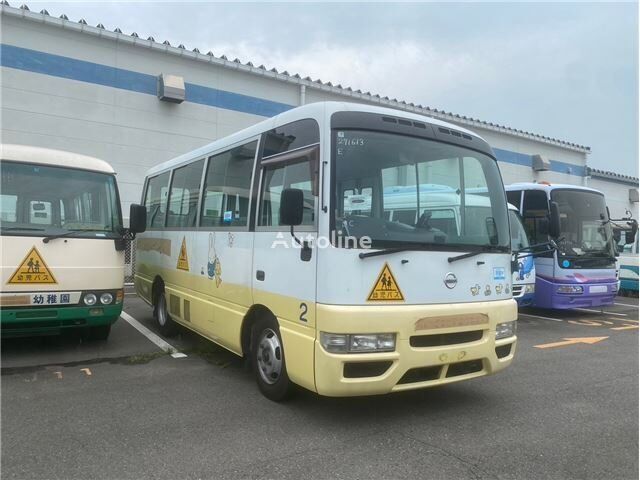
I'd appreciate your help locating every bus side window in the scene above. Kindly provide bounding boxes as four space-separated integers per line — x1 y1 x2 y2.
506 190 522 210
200 140 257 228
258 148 318 228
166 160 204 228
144 172 171 228
522 190 549 244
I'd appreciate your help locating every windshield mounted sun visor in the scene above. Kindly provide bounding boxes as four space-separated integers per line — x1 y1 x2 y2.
330 111 495 159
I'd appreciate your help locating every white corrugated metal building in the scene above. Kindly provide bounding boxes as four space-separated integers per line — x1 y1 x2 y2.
1 3 638 222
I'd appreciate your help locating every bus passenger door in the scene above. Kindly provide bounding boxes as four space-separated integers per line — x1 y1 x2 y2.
252 145 319 391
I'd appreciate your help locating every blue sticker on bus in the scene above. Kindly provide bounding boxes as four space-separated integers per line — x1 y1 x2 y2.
493 267 506 281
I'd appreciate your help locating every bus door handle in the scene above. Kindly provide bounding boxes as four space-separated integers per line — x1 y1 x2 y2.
256 270 265 281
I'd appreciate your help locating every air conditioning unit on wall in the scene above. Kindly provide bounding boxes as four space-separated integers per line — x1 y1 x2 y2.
157 74 185 103
532 154 550 171
629 188 639 203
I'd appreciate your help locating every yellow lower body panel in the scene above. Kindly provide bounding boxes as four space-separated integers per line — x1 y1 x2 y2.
314 299 517 397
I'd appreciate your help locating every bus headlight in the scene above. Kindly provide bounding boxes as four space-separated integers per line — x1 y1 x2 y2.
524 284 535 294
496 321 517 340
557 285 583 294
83 293 97 306
100 292 114 305
320 332 396 353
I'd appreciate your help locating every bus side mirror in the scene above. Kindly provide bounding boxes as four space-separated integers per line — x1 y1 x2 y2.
626 221 638 245
548 201 561 238
129 204 147 235
613 229 622 244
280 188 304 226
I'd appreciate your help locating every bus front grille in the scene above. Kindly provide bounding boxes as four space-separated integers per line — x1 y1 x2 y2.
410 330 483 348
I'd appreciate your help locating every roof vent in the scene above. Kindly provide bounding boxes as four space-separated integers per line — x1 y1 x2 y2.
40 9 49 15
630 188 639 203
131 32 139 38
157 74 185 104
96 23 105 29
163 40 171 46
178 44 186 49
532 154 551 172
192 47 200 53
19 3 28 10
78 18 87 25
113 27 122 33
1 1 10 6
147 36 155 41
59 13 68 19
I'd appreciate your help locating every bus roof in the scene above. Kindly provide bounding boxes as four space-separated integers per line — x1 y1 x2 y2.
0 144 115 174
145 102 489 177
505 182 604 196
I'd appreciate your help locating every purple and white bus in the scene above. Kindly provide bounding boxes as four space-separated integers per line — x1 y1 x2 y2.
505 183 618 309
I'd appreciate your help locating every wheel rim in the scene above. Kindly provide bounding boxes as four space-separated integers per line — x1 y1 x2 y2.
256 328 283 385
157 294 168 327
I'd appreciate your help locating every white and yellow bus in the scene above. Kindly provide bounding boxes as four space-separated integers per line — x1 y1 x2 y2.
0 145 146 339
135 102 517 400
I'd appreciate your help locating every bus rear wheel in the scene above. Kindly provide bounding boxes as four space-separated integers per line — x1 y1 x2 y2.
251 315 293 402
154 291 178 337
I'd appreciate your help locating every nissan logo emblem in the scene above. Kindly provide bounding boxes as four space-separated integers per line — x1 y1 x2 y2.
444 272 458 289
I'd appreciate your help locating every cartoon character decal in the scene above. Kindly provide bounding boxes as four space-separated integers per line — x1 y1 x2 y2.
207 233 222 287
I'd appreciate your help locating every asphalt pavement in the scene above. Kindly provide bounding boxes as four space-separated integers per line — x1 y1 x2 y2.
1 294 638 480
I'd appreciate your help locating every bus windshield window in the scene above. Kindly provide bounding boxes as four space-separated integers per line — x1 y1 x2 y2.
334 130 509 250
551 189 615 258
509 210 530 251
0 161 121 236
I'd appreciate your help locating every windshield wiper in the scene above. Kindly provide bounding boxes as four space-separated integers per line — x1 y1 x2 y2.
42 229 105 243
359 247 413 259
448 246 506 263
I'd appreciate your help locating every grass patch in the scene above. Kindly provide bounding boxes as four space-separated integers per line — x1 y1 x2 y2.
126 350 169 365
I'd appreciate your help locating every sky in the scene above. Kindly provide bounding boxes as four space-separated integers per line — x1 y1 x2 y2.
24 1 640 177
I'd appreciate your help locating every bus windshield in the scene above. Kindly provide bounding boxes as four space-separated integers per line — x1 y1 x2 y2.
0 161 121 237
334 130 509 250
551 189 615 258
509 209 530 251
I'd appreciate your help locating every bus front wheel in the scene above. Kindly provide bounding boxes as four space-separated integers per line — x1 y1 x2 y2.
154 291 178 337
251 315 293 402
86 324 111 341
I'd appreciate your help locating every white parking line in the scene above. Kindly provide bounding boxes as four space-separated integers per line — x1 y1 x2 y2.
614 302 638 307
575 308 627 317
120 311 187 358
519 313 564 322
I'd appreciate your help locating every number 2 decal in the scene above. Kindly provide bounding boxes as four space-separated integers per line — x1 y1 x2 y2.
299 302 308 322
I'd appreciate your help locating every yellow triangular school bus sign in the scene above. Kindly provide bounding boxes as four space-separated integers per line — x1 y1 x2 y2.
176 237 190 271
367 262 404 302
7 246 57 284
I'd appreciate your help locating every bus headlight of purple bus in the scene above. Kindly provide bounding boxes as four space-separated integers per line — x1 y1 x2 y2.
557 285 584 294
495 321 517 340
320 332 396 353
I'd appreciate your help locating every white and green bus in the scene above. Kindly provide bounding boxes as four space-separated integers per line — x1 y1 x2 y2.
135 102 517 400
0 145 146 339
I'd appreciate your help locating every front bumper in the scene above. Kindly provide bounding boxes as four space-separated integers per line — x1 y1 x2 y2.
313 299 517 397
534 276 617 309
1 304 122 337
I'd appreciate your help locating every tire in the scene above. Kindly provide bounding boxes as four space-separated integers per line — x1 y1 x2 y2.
87 324 111 341
251 315 293 402
154 291 178 337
